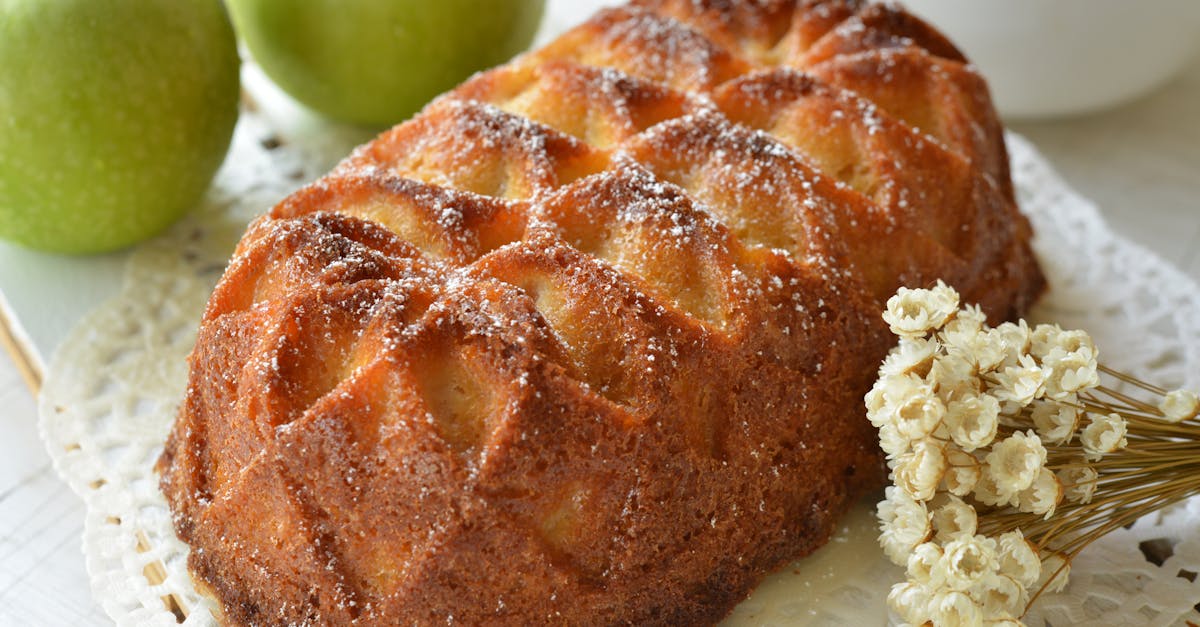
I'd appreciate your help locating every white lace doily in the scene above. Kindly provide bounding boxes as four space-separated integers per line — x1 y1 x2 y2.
37 75 1200 625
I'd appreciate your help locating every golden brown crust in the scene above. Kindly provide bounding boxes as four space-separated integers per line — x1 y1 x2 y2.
158 1 1044 624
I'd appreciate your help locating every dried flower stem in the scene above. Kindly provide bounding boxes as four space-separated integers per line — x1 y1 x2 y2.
1099 364 1168 395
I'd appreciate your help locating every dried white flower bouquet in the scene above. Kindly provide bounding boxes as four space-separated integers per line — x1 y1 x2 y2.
870 282 1200 626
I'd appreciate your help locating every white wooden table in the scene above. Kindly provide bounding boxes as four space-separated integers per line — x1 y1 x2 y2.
1 17 1197 626
0 354 106 625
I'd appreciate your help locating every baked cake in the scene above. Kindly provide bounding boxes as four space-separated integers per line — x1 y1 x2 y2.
158 1 1044 623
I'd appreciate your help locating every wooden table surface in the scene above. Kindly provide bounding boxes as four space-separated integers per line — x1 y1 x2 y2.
1 11 1197 626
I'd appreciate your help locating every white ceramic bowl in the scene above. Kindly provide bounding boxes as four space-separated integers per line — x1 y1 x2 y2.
901 0 1200 119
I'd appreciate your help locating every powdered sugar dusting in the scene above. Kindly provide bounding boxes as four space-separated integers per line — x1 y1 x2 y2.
153 0 1041 624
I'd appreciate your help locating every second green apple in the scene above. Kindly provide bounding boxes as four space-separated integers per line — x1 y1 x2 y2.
228 0 544 127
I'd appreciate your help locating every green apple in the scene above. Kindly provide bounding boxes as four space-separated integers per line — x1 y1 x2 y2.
0 0 240 254
227 0 544 127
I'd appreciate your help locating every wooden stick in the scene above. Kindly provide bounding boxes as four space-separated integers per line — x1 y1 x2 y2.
136 530 190 621
0 305 41 393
